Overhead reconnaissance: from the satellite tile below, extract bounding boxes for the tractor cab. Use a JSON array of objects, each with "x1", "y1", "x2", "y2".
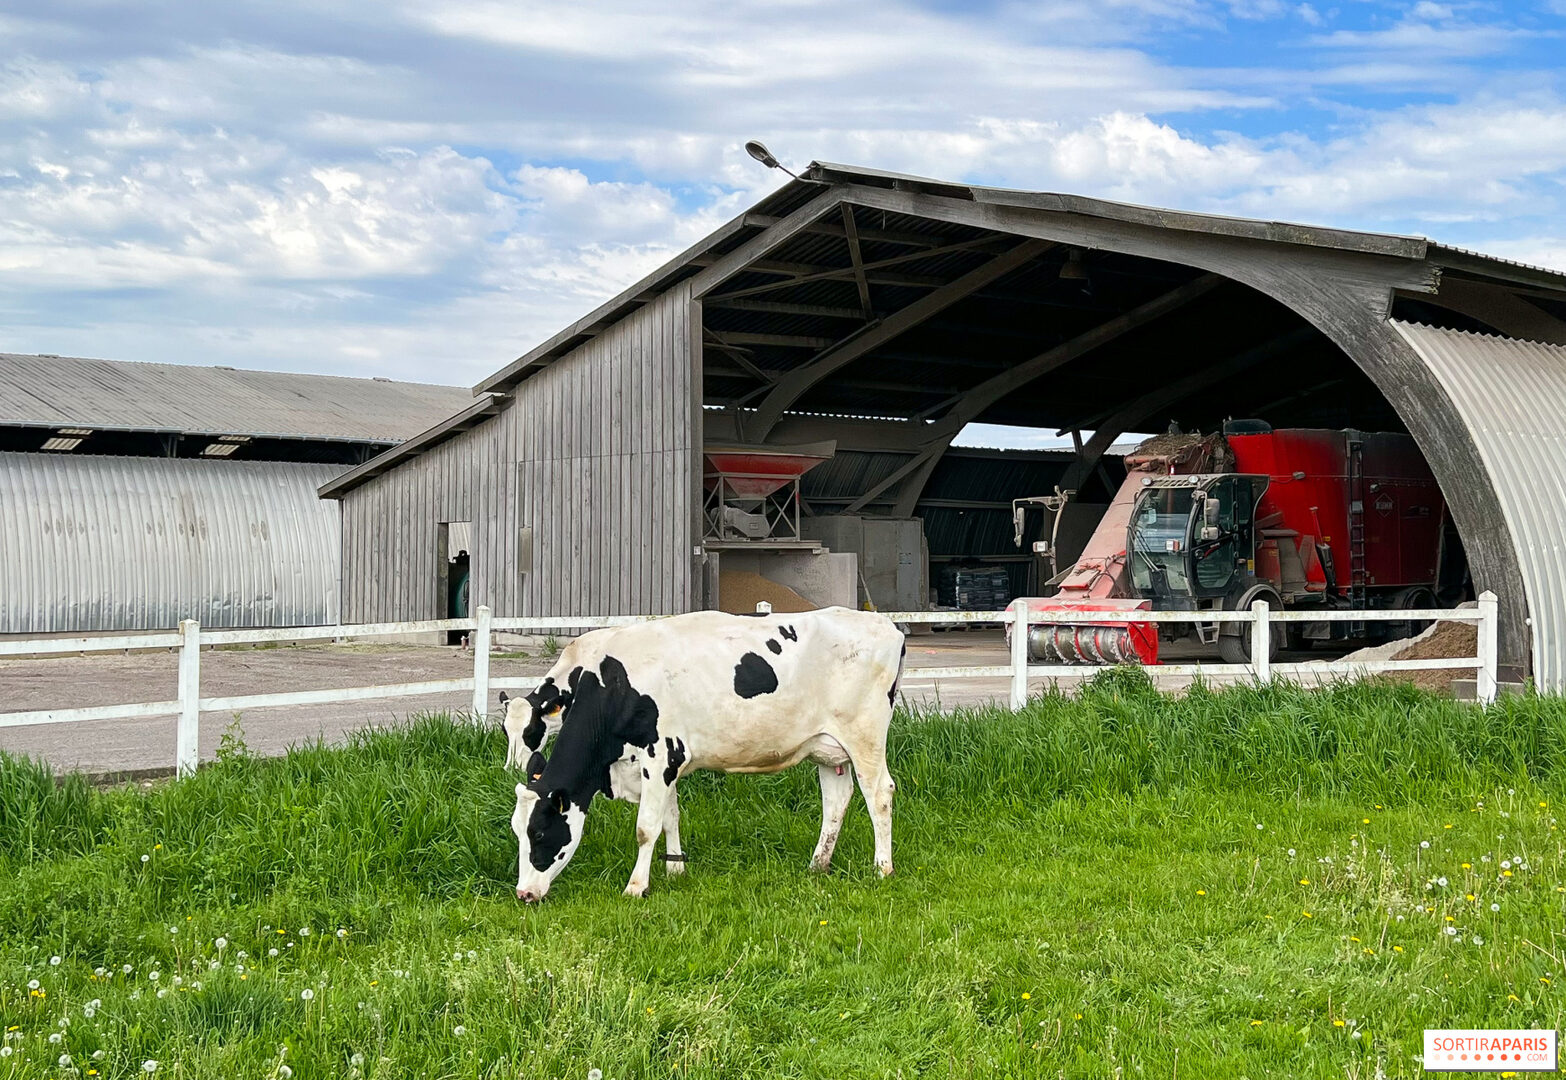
[{"x1": 1127, "y1": 473, "x2": 1269, "y2": 606}]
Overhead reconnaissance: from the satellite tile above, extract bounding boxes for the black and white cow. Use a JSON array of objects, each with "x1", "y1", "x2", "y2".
[{"x1": 511, "y1": 607, "x2": 906, "y2": 901}]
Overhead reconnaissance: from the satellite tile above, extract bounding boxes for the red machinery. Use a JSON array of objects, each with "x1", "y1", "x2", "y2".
[{"x1": 1015, "y1": 422, "x2": 1449, "y2": 664}]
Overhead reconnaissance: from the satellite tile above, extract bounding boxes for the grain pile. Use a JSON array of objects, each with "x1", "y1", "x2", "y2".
[
  {"x1": 718, "y1": 570, "x2": 816, "y2": 614},
  {"x1": 1388, "y1": 619, "x2": 1478, "y2": 693}
]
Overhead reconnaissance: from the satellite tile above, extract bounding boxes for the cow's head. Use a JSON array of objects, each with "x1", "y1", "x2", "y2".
[{"x1": 512, "y1": 782, "x2": 587, "y2": 902}]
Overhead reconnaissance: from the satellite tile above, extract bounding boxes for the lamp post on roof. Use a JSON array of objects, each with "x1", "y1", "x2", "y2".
[{"x1": 744, "y1": 140, "x2": 800, "y2": 180}]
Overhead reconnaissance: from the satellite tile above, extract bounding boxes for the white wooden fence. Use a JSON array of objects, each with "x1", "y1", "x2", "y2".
[{"x1": 0, "y1": 592, "x2": 1498, "y2": 777}]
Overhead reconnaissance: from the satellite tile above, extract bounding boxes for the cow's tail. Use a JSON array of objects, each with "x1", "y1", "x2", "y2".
[{"x1": 887, "y1": 637, "x2": 908, "y2": 713}]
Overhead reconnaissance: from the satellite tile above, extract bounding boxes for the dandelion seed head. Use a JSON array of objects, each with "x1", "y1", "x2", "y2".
[
  {"x1": 0, "y1": 1047, "x2": 11, "y2": 1058},
  {"x1": 140, "y1": 854, "x2": 149, "y2": 863},
  {"x1": 156, "y1": 988, "x2": 167, "y2": 998},
  {"x1": 337, "y1": 929, "x2": 348, "y2": 939},
  {"x1": 298, "y1": 927, "x2": 310, "y2": 937},
  {"x1": 588, "y1": 1070, "x2": 603, "y2": 1080},
  {"x1": 59, "y1": 1052, "x2": 72, "y2": 1066},
  {"x1": 466, "y1": 949, "x2": 476, "y2": 960},
  {"x1": 278, "y1": 1066, "x2": 293, "y2": 1079},
  {"x1": 300, "y1": 988, "x2": 314, "y2": 1001},
  {"x1": 215, "y1": 937, "x2": 227, "y2": 950},
  {"x1": 27, "y1": 980, "x2": 38, "y2": 990},
  {"x1": 49, "y1": 1033, "x2": 62, "y2": 1043},
  {"x1": 1421, "y1": 841, "x2": 1430, "y2": 849},
  {"x1": 49, "y1": 956, "x2": 60, "y2": 966},
  {"x1": 1492, "y1": 903, "x2": 1502, "y2": 912},
  {"x1": 142, "y1": 1061, "x2": 158, "y2": 1073},
  {"x1": 269, "y1": 949, "x2": 278, "y2": 957},
  {"x1": 453, "y1": 1025, "x2": 466, "y2": 1036}
]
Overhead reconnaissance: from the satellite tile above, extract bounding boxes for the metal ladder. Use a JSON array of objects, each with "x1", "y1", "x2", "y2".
[{"x1": 1346, "y1": 435, "x2": 1367, "y2": 635}]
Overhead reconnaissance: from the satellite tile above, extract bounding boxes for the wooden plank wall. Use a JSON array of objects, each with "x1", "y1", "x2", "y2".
[{"x1": 339, "y1": 286, "x2": 695, "y2": 622}]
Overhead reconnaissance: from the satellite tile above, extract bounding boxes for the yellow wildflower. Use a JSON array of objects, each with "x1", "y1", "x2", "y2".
[
  {"x1": 819, "y1": 920, "x2": 827, "y2": 926},
  {"x1": 1333, "y1": 1019, "x2": 1345, "y2": 1027},
  {"x1": 1299, "y1": 878, "x2": 1310, "y2": 885},
  {"x1": 1196, "y1": 890, "x2": 1207, "y2": 896},
  {"x1": 1302, "y1": 911, "x2": 1313, "y2": 918},
  {"x1": 1362, "y1": 819, "x2": 1370, "y2": 824},
  {"x1": 1250, "y1": 1020, "x2": 1263, "y2": 1026},
  {"x1": 1021, "y1": 993, "x2": 1031, "y2": 1000},
  {"x1": 1509, "y1": 994, "x2": 1521, "y2": 1002},
  {"x1": 1393, "y1": 946, "x2": 1404, "y2": 953}
]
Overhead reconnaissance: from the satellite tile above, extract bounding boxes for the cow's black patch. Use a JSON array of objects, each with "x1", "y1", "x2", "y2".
[
  {"x1": 766, "y1": 638, "x2": 782, "y2": 655},
  {"x1": 778, "y1": 624, "x2": 798, "y2": 642},
  {"x1": 526, "y1": 796, "x2": 574, "y2": 872},
  {"x1": 733, "y1": 652, "x2": 779, "y2": 698},
  {"x1": 524, "y1": 656, "x2": 661, "y2": 868},
  {"x1": 642, "y1": 768, "x2": 650, "y2": 780},
  {"x1": 663, "y1": 736, "x2": 686, "y2": 785}
]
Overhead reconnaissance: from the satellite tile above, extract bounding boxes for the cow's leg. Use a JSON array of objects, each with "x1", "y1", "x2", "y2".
[
  {"x1": 624, "y1": 776, "x2": 671, "y2": 898},
  {"x1": 811, "y1": 763, "x2": 855, "y2": 872},
  {"x1": 844, "y1": 731, "x2": 896, "y2": 877},
  {"x1": 661, "y1": 783, "x2": 684, "y2": 876}
]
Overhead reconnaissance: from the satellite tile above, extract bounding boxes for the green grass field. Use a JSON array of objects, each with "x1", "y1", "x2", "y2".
[{"x1": 3, "y1": 673, "x2": 1566, "y2": 1078}]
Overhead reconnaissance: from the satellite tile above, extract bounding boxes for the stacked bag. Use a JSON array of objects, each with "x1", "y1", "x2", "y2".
[{"x1": 936, "y1": 566, "x2": 1012, "y2": 610}]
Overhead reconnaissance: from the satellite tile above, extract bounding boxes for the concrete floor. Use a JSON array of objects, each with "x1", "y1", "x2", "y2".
[{"x1": 1, "y1": 630, "x2": 1357, "y2": 778}]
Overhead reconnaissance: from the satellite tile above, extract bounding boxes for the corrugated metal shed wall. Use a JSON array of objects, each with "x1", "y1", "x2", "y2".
[
  {"x1": 1392, "y1": 322, "x2": 1566, "y2": 690},
  {"x1": 0, "y1": 453, "x2": 342, "y2": 632},
  {"x1": 339, "y1": 286, "x2": 696, "y2": 622}
]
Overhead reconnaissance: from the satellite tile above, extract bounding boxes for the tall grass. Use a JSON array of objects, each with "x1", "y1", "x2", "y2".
[{"x1": 1, "y1": 677, "x2": 1563, "y2": 1078}]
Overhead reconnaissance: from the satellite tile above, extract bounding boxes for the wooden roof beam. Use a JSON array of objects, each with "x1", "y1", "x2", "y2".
[{"x1": 743, "y1": 239, "x2": 1053, "y2": 440}]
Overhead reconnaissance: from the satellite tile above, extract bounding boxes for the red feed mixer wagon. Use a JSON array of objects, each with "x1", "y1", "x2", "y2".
[{"x1": 1012, "y1": 421, "x2": 1451, "y2": 665}]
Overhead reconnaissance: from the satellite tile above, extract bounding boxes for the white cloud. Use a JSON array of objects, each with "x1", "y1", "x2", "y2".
[{"x1": 0, "y1": 0, "x2": 1560, "y2": 386}]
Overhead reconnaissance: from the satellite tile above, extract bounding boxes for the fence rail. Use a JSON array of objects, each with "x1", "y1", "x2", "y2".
[{"x1": 0, "y1": 593, "x2": 1498, "y2": 776}]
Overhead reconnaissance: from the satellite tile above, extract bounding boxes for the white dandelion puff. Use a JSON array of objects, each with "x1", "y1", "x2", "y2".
[
  {"x1": 269, "y1": 948, "x2": 279, "y2": 957},
  {"x1": 148, "y1": 971, "x2": 159, "y2": 982},
  {"x1": 49, "y1": 956, "x2": 61, "y2": 966},
  {"x1": 215, "y1": 937, "x2": 227, "y2": 951},
  {"x1": 301, "y1": 988, "x2": 314, "y2": 1001},
  {"x1": 453, "y1": 1025, "x2": 466, "y2": 1036},
  {"x1": 1420, "y1": 840, "x2": 1430, "y2": 849},
  {"x1": 49, "y1": 1033, "x2": 62, "y2": 1044},
  {"x1": 141, "y1": 854, "x2": 150, "y2": 863},
  {"x1": 27, "y1": 979, "x2": 38, "y2": 990},
  {"x1": 1492, "y1": 903, "x2": 1501, "y2": 912},
  {"x1": 142, "y1": 1061, "x2": 158, "y2": 1073}
]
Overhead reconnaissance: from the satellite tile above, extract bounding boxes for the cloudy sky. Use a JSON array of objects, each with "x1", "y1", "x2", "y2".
[{"x1": 3, "y1": 0, "x2": 1564, "y2": 413}]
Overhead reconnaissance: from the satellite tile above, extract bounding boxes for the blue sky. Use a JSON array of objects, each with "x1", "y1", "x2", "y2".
[{"x1": 1, "y1": 0, "x2": 1563, "y2": 431}]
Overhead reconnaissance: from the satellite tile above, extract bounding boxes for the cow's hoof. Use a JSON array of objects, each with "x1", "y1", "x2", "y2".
[
  {"x1": 877, "y1": 862, "x2": 895, "y2": 878},
  {"x1": 809, "y1": 858, "x2": 833, "y2": 874},
  {"x1": 664, "y1": 861, "x2": 685, "y2": 877},
  {"x1": 624, "y1": 881, "x2": 649, "y2": 898}
]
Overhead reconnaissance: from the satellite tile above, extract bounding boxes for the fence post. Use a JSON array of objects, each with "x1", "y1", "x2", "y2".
[
  {"x1": 1476, "y1": 590, "x2": 1499, "y2": 706},
  {"x1": 1250, "y1": 600, "x2": 1271, "y2": 683},
  {"x1": 176, "y1": 619, "x2": 200, "y2": 778},
  {"x1": 1009, "y1": 598, "x2": 1029, "y2": 711},
  {"x1": 471, "y1": 605, "x2": 492, "y2": 720}
]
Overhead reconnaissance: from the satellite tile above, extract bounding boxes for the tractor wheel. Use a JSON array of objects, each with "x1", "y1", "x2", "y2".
[
  {"x1": 1217, "y1": 589, "x2": 1284, "y2": 665},
  {"x1": 1385, "y1": 585, "x2": 1438, "y2": 643}
]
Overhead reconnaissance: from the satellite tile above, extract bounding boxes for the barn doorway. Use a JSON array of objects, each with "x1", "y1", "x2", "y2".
[{"x1": 439, "y1": 520, "x2": 472, "y2": 645}]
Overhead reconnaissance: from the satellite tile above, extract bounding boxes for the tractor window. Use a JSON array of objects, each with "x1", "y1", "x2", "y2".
[
  {"x1": 1194, "y1": 480, "x2": 1246, "y2": 591},
  {"x1": 1129, "y1": 487, "x2": 1193, "y2": 595}
]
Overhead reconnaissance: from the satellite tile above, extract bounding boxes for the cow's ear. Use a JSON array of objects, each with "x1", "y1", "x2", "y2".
[
  {"x1": 497, "y1": 690, "x2": 509, "y2": 706},
  {"x1": 526, "y1": 751, "x2": 546, "y2": 779},
  {"x1": 549, "y1": 789, "x2": 570, "y2": 815},
  {"x1": 558, "y1": 690, "x2": 574, "y2": 712}
]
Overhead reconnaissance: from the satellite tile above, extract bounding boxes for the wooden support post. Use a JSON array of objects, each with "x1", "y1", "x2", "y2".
[
  {"x1": 471, "y1": 605, "x2": 492, "y2": 720},
  {"x1": 1009, "y1": 599, "x2": 1029, "y2": 711},
  {"x1": 1476, "y1": 590, "x2": 1499, "y2": 706},
  {"x1": 1250, "y1": 600, "x2": 1271, "y2": 683},
  {"x1": 177, "y1": 619, "x2": 200, "y2": 778}
]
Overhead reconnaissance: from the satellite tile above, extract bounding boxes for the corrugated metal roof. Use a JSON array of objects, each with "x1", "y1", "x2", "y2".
[
  {"x1": 0, "y1": 353, "x2": 473, "y2": 443},
  {"x1": 1391, "y1": 322, "x2": 1566, "y2": 690},
  {"x1": 0, "y1": 453, "x2": 343, "y2": 632}
]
